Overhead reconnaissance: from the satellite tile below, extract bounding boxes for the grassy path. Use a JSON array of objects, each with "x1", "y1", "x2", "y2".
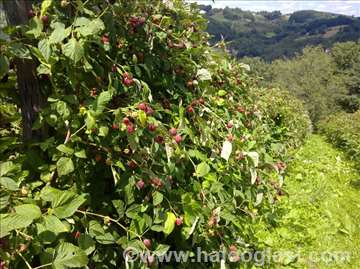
[{"x1": 267, "y1": 135, "x2": 360, "y2": 268}]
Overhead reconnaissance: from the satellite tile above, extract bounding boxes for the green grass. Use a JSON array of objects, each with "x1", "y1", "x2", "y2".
[{"x1": 261, "y1": 135, "x2": 360, "y2": 268}]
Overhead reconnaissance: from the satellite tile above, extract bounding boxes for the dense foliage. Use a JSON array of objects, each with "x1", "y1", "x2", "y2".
[
  {"x1": 319, "y1": 111, "x2": 360, "y2": 165},
  {"x1": 256, "y1": 88, "x2": 311, "y2": 149},
  {"x1": 0, "y1": 1, "x2": 312, "y2": 268},
  {"x1": 201, "y1": 6, "x2": 360, "y2": 60},
  {"x1": 241, "y1": 43, "x2": 360, "y2": 125}
]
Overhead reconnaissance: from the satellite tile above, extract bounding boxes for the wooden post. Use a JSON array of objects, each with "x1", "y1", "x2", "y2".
[{"x1": 3, "y1": 0, "x2": 46, "y2": 141}]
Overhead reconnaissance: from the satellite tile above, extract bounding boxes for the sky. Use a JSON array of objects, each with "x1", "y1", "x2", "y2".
[{"x1": 187, "y1": 1, "x2": 360, "y2": 17}]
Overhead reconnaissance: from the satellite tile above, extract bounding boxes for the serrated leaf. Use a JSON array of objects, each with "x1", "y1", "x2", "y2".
[
  {"x1": 163, "y1": 212, "x2": 177, "y2": 236},
  {"x1": 41, "y1": 215, "x2": 69, "y2": 234},
  {"x1": 63, "y1": 38, "x2": 84, "y2": 63},
  {"x1": 195, "y1": 162, "x2": 210, "y2": 177},
  {"x1": 53, "y1": 242, "x2": 88, "y2": 269},
  {"x1": 27, "y1": 17, "x2": 43, "y2": 38},
  {"x1": 49, "y1": 23, "x2": 70, "y2": 44},
  {"x1": 221, "y1": 140, "x2": 232, "y2": 161},
  {"x1": 0, "y1": 177, "x2": 18, "y2": 191},
  {"x1": 56, "y1": 144, "x2": 74, "y2": 155},
  {"x1": 0, "y1": 214, "x2": 34, "y2": 238},
  {"x1": 74, "y1": 17, "x2": 91, "y2": 27},
  {"x1": 153, "y1": 191, "x2": 163, "y2": 206},
  {"x1": 53, "y1": 194, "x2": 86, "y2": 219},
  {"x1": 89, "y1": 220, "x2": 115, "y2": 244},
  {"x1": 78, "y1": 234, "x2": 96, "y2": 255},
  {"x1": 56, "y1": 157, "x2": 74, "y2": 177},
  {"x1": 38, "y1": 39, "x2": 52, "y2": 62},
  {"x1": 77, "y1": 18, "x2": 105, "y2": 36},
  {"x1": 15, "y1": 204, "x2": 42, "y2": 219},
  {"x1": 112, "y1": 200, "x2": 125, "y2": 218}
]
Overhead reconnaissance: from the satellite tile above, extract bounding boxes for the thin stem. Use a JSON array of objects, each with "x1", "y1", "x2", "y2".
[
  {"x1": 16, "y1": 230, "x2": 33, "y2": 240},
  {"x1": 17, "y1": 251, "x2": 32, "y2": 269},
  {"x1": 76, "y1": 210, "x2": 142, "y2": 240},
  {"x1": 33, "y1": 263, "x2": 53, "y2": 269},
  {"x1": 70, "y1": 124, "x2": 87, "y2": 138}
]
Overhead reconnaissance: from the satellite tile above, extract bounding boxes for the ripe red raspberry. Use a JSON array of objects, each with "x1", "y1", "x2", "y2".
[
  {"x1": 138, "y1": 103, "x2": 147, "y2": 111},
  {"x1": 169, "y1": 128, "x2": 177, "y2": 136},
  {"x1": 174, "y1": 134, "x2": 182, "y2": 144},
  {"x1": 175, "y1": 217, "x2": 183, "y2": 226},
  {"x1": 148, "y1": 123, "x2": 157, "y2": 132},
  {"x1": 136, "y1": 180, "x2": 145, "y2": 190},
  {"x1": 123, "y1": 117, "x2": 131, "y2": 125},
  {"x1": 127, "y1": 124, "x2": 135, "y2": 134},
  {"x1": 155, "y1": 135, "x2": 164, "y2": 144},
  {"x1": 73, "y1": 231, "x2": 81, "y2": 239},
  {"x1": 226, "y1": 122, "x2": 233, "y2": 129}
]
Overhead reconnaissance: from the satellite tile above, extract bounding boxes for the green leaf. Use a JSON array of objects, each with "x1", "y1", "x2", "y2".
[
  {"x1": 53, "y1": 194, "x2": 86, "y2": 219},
  {"x1": 195, "y1": 162, "x2": 210, "y2": 177},
  {"x1": 38, "y1": 39, "x2": 52, "y2": 62},
  {"x1": 0, "y1": 161, "x2": 15, "y2": 177},
  {"x1": 56, "y1": 145, "x2": 74, "y2": 155},
  {"x1": 0, "y1": 214, "x2": 33, "y2": 237},
  {"x1": 85, "y1": 111, "x2": 96, "y2": 130},
  {"x1": 78, "y1": 234, "x2": 96, "y2": 255},
  {"x1": 74, "y1": 150, "x2": 87, "y2": 159},
  {"x1": 15, "y1": 204, "x2": 42, "y2": 219},
  {"x1": 0, "y1": 55, "x2": 9, "y2": 79},
  {"x1": 56, "y1": 157, "x2": 74, "y2": 177},
  {"x1": 41, "y1": 0, "x2": 52, "y2": 16},
  {"x1": 0, "y1": 177, "x2": 18, "y2": 191},
  {"x1": 26, "y1": 17, "x2": 43, "y2": 38},
  {"x1": 163, "y1": 212, "x2": 177, "y2": 236},
  {"x1": 98, "y1": 126, "x2": 109, "y2": 137},
  {"x1": 0, "y1": 204, "x2": 42, "y2": 237},
  {"x1": 154, "y1": 244, "x2": 170, "y2": 256},
  {"x1": 41, "y1": 215, "x2": 69, "y2": 234},
  {"x1": 63, "y1": 38, "x2": 84, "y2": 63},
  {"x1": 73, "y1": 17, "x2": 91, "y2": 27},
  {"x1": 153, "y1": 191, "x2": 163, "y2": 206},
  {"x1": 49, "y1": 23, "x2": 70, "y2": 44},
  {"x1": 95, "y1": 91, "x2": 112, "y2": 113},
  {"x1": 53, "y1": 242, "x2": 88, "y2": 269},
  {"x1": 112, "y1": 200, "x2": 125, "y2": 218},
  {"x1": 77, "y1": 18, "x2": 105, "y2": 36},
  {"x1": 89, "y1": 220, "x2": 116, "y2": 244}
]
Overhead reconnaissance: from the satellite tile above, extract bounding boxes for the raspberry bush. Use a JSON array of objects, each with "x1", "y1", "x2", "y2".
[{"x1": 0, "y1": 1, "x2": 310, "y2": 268}]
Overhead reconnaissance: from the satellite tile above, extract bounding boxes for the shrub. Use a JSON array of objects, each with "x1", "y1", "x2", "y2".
[
  {"x1": 0, "y1": 1, "x2": 308, "y2": 268},
  {"x1": 319, "y1": 110, "x2": 360, "y2": 164},
  {"x1": 256, "y1": 88, "x2": 312, "y2": 150}
]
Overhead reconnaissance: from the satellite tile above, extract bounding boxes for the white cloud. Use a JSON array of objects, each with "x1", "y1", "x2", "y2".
[{"x1": 188, "y1": 1, "x2": 360, "y2": 16}]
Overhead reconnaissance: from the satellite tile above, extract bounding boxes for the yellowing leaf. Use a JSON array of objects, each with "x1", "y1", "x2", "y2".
[
  {"x1": 164, "y1": 212, "x2": 177, "y2": 236},
  {"x1": 41, "y1": 0, "x2": 53, "y2": 16}
]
